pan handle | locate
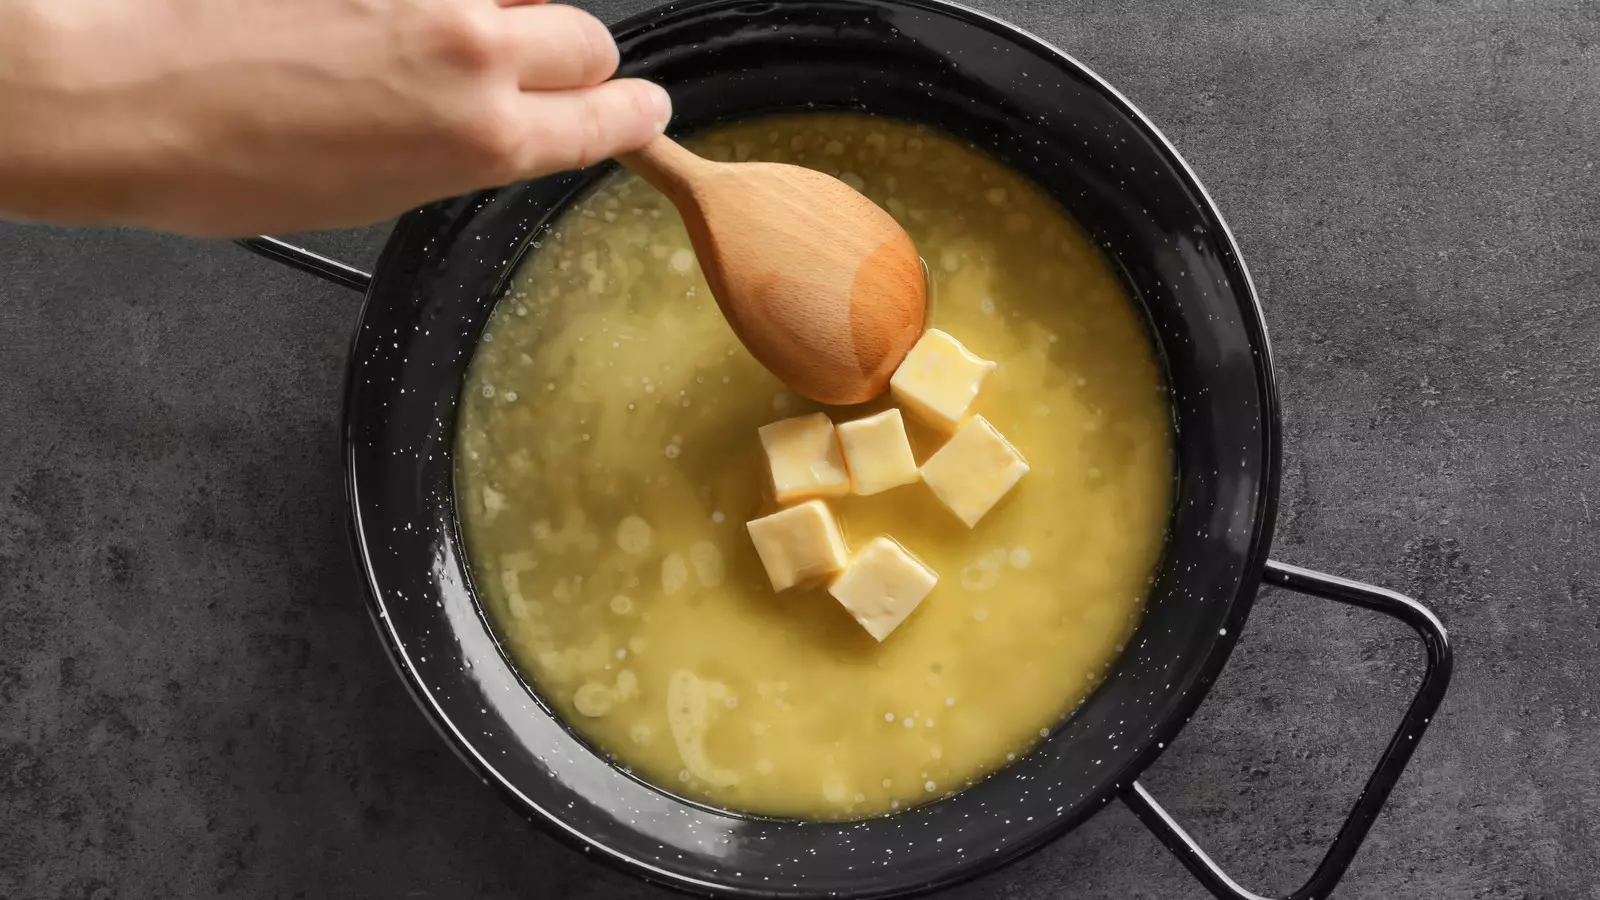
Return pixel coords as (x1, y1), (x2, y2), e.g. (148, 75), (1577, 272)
(1121, 559), (1452, 900)
(235, 236), (372, 293)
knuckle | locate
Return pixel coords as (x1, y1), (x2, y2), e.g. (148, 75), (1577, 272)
(426, 7), (504, 72)
(568, 101), (611, 170)
(458, 103), (524, 176)
(576, 14), (620, 82)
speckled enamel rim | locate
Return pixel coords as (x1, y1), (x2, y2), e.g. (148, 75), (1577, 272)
(340, 0), (1281, 894)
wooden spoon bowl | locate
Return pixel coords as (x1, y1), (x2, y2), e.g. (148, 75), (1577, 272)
(619, 136), (928, 406)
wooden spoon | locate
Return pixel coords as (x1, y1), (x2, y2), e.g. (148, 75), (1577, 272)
(618, 136), (927, 406)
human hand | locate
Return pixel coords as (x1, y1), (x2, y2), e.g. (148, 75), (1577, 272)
(0, 0), (669, 237)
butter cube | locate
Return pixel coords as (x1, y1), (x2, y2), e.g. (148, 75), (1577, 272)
(828, 537), (938, 641)
(919, 416), (1029, 527)
(747, 500), (849, 592)
(836, 409), (920, 496)
(889, 329), (996, 431)
(758, 413), (850, 503)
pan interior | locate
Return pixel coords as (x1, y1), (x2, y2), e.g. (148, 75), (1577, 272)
(452, 111), (1175, 822)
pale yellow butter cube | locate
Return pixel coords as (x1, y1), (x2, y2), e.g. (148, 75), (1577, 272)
(828, 537), (938, 641)
(758, 413), (850, 503)
(747, 500), (849, 592)
(889, 329), (996, 431)
(836, 409), (920, 496)
(919, 416), (1029, 527)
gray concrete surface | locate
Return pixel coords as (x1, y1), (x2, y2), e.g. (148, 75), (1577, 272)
(1, 0), (1596, 897)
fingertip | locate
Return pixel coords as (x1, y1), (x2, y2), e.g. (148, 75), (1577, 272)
(506, 4), (619, 89)
(518, 80), (674, 175)
(636, 80), (674, 136)
(598, 79), (674, 160)
(572, 8), (622, 85)
(597, 79), (674, 148)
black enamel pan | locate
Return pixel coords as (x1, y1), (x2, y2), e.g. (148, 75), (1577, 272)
(238, 1), (1453, 897)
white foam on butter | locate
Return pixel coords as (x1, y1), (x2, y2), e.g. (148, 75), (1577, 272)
(690, 541), (725, 587)
(501, 569), (527, 620)
(662, 554), (689, 595)
(617, 516), (652, 555)
(961, 548), (1008, 591)
(574, 682), (613, 717)
(482, 486), (506, 521)
(614, 669), (639, 702)
(666, 670), (739, 787)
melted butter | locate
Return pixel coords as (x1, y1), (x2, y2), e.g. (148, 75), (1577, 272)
(456, 114), (1174, 820)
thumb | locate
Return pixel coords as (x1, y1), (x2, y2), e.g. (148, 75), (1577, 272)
(516, 79), (672, 176)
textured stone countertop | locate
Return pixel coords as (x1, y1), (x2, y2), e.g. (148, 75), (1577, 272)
(1, 1), (1595, 897)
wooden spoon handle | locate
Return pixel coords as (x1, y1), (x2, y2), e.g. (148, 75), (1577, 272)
(617, 136), (713, 203)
